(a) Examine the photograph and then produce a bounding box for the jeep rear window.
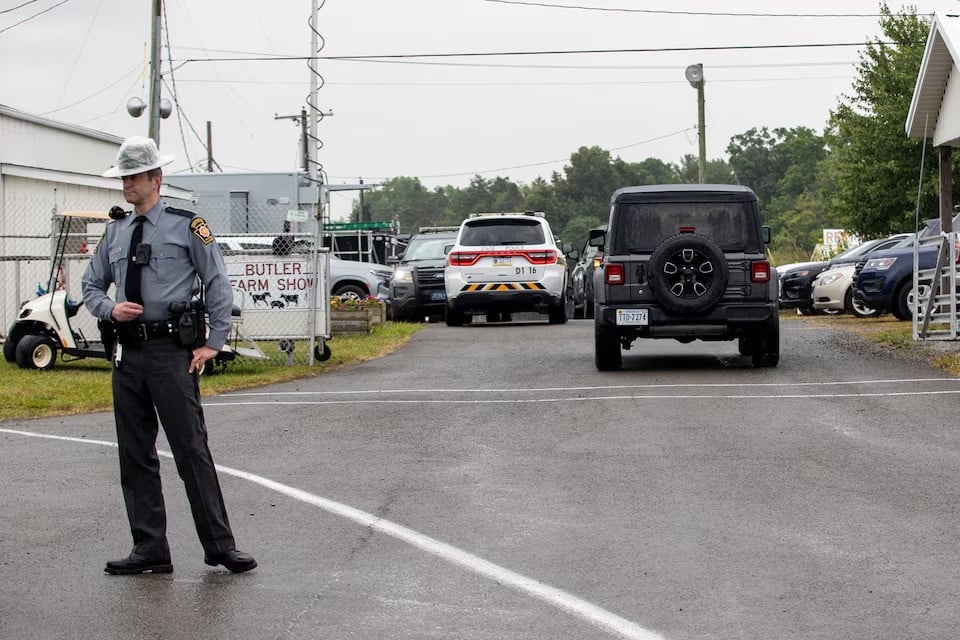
[611,201,758,252]
[461,219,545,246]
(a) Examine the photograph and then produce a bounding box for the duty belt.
[117,320,176,345]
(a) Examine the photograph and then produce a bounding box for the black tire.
[751,323,780,368]
[892,280,914,321]
[446,307,465,327]
[648,233,729,315]
[846,287,879,318]
[485,311,502,323]
[333,284,367,302]
[549,290,569,325]
[3,335,18,363]
[594,325,621,371]
[563,287,576,321]
[15,334,57,370]
[314,343,332,362]
[737,336,755,356]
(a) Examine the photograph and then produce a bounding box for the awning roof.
[906,13,960,146]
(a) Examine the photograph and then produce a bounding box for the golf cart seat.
[66,299,84,318]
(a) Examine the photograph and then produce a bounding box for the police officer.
[82,137,256,575]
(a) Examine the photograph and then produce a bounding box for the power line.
[479,0,904,18]
[171,40,918,67]
[171,75,853,87]
[0,0,42,16]
[0,0,72,34]
[37,65,140,115]
[162,0,193,171]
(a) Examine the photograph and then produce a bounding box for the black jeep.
[590,184,779,370]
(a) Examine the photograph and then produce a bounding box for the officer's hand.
[111,302,143,322]
[189,345,219,374]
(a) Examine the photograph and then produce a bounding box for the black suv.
[387,227,458,321]
[590,184,778,370]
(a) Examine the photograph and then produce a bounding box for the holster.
[175,306,207,349]
[98,319,118,355]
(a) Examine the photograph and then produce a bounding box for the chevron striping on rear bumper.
[461,282,546,292]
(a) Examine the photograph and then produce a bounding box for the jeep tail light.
[750,260,771,283]
[605,263,625,285]
[448,251,479,266]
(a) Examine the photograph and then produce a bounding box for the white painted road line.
[0,427,667,640]
[202,388,960,407]
[216,377,960,397]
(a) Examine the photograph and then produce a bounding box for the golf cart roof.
[56,210,114,220]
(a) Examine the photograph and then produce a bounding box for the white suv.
[444,212,570,325]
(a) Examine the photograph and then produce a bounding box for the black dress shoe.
[204,549,257,574]
[105,552,173,575]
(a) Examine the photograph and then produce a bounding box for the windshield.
[403,236,455,261]
[611,201,758,252]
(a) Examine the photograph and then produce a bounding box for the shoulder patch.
[165,206,196,219]
[190,217,215,245]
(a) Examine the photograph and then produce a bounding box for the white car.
[444,212,569,325]
[811,263,879,317]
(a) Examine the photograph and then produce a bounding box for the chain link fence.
[2,194,332,368]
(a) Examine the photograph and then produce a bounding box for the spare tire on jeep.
[648,232,728,315]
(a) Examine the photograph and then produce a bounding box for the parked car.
[852,214,960,320]
[217,236,392,301]
[570,224,606,319]
[779,234,914,314]
[444,211,571,326]
[591,184,778,370]
[387,227,458,321]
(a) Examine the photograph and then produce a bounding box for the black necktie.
[125,216,146,305]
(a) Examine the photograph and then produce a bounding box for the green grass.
[0,322,422,421]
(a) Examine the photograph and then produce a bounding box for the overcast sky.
[1,0,958,220]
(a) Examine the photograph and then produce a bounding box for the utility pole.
[206,121,214,172]
[274,108,310,172]
[147,0,163,145]
[358,178,365,222]
[685,63,706,184]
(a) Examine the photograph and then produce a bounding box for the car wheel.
[594,325,621,371]
[750,324,779,368]
[3,335,18,363]
[892,280,919,321]
[333,284,366,302]
[549,290,569,325]
[564,288,576,321]
[446,307,466,327]
[901,282,932,321]
[15,334,57,370]
[846,287,879,318]
[648,233,729,315]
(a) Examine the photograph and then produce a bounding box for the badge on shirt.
[190,217,215,245]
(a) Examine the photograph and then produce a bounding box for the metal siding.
[0,112,119,175]
[933,64,960,147]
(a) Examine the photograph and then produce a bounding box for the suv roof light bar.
[418,226,459,233]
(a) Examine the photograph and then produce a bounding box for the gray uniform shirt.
[81,200,234,351]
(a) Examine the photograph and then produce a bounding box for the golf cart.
[3,209,267,373]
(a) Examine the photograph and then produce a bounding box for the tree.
[356,176,448,233]
[676,154,735,184]
[822,4,958,237]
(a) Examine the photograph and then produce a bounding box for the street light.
[685,63,706,184]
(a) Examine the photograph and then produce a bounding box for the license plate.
[430,290,446,301]
[492,257,513,267]
[616,308,648,325]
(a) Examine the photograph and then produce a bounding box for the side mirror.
[387,255,400,266]
[588,228,605,248]
[561,242,573,254]
[567,248,580,261]
[761,226,771,244]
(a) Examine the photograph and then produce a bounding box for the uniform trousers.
[111,335,235,557]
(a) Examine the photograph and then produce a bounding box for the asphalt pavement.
[2,316,959,640]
